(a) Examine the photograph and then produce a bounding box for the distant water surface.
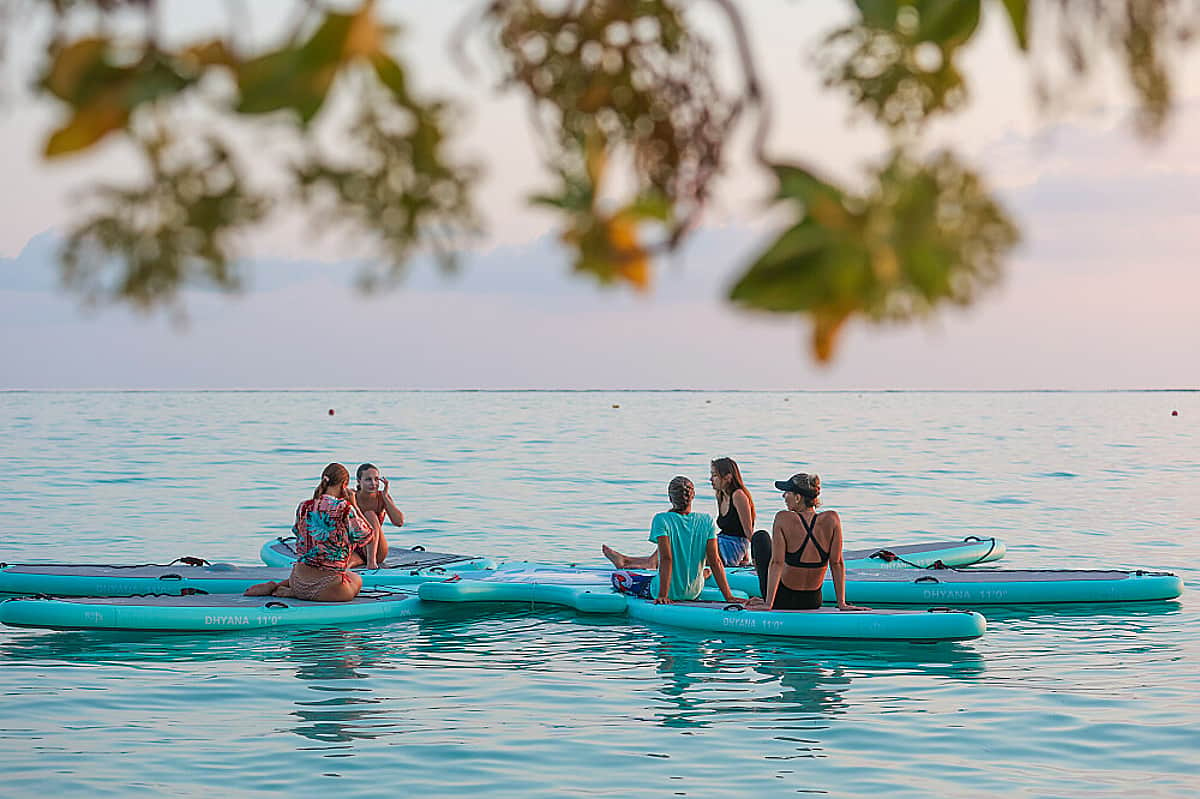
[0,391,1196,797]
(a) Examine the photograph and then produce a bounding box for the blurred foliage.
[820,0,983,130]
[485,0,739,288]
[730,153,1018,361]
[61,130,270,314]
[3,0,1197,359]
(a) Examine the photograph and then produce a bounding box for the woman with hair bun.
[603,457,756,569]
[245,463,378,602]
[753,473,865,611]
[634,476,739,604]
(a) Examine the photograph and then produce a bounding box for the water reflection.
[646,633,852,735]
[640,629,986,732]
[286,629,388,746]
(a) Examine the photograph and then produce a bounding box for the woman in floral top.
[246,463,378,602]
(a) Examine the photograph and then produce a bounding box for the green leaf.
[624,190,672,222]
[41,38,109,102]
[916,0,980,48]
[126,56,192,107]
[732,150,1018,362]
[300,11,355,64]
[370,52,411,103]
[236,10,361,124]
[772,163,844,207]
[855,0,899,27]
[44,99,128,156]
[182,40,237,69]
[237,47,334,123]
[1000,0,1030,51]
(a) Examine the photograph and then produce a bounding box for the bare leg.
[601,545,629,568]
[273,581,296,597]
[602,545,659,569]
[375,531,389,565]
[244,580,279,597]
[602,545,658,570]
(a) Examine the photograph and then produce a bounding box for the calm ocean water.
[0,390,1196,797]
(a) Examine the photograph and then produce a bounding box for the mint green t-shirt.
[647,510,717,601]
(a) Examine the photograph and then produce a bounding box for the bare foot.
[243,581,278,597]
[601,545,628,569]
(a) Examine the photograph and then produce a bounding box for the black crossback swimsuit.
[773,511,828,610]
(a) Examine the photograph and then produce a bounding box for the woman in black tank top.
[751,472,867,612]
[711,457,755,566]
[602,457,755,569]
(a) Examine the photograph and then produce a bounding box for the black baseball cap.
[774,473,818,495]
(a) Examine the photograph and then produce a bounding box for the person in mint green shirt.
[648,476,740,605]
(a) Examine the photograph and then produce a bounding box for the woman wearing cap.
[603,457,756,569]
[751,473,865,611]
[624,476,740,605]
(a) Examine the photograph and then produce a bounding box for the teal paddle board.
[625,599,986,641]
[838,536,1005,569]
[0,552,492,597]
[417,563,742,613]
[720,564,1182,603]
[260,536,496,573]
[0,589,420,632]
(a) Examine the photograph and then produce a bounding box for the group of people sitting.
[245,462,404,602]
[602,458,863,611]
[247,457,865,611]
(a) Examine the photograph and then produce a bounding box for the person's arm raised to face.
[379,476,405,527]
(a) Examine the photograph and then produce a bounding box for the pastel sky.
[1,2,1197,389]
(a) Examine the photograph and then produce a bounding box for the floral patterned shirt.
[293,495,376,571]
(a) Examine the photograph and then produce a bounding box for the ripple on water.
[0,391,1198,797]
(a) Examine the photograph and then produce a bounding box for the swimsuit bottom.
[716,533,751,566]
[772,583,823,610]
[288,563,351,601]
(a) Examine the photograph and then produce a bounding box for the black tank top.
[716,496,745,538]
[784,511,830,568]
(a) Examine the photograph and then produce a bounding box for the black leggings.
[751,529,824,610]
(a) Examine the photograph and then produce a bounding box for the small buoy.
[706,400,712,404]
[1171,410,1179,416]
[612,404,620,409]
[784,397,789,402]
[328,408,335,416]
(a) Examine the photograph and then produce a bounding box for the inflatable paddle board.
[0,554,491,597]
[0,589,420,632]
[719,536,1006,592]
[841,536,1005,569]
[721,566,1183,603]
[0,561,293,597]
[260,536,496,573]
[417,563,743,614]
[626,599,986,641]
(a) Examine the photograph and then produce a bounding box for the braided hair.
[667,476,695,513]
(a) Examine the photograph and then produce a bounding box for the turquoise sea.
[0,390,1196,797]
